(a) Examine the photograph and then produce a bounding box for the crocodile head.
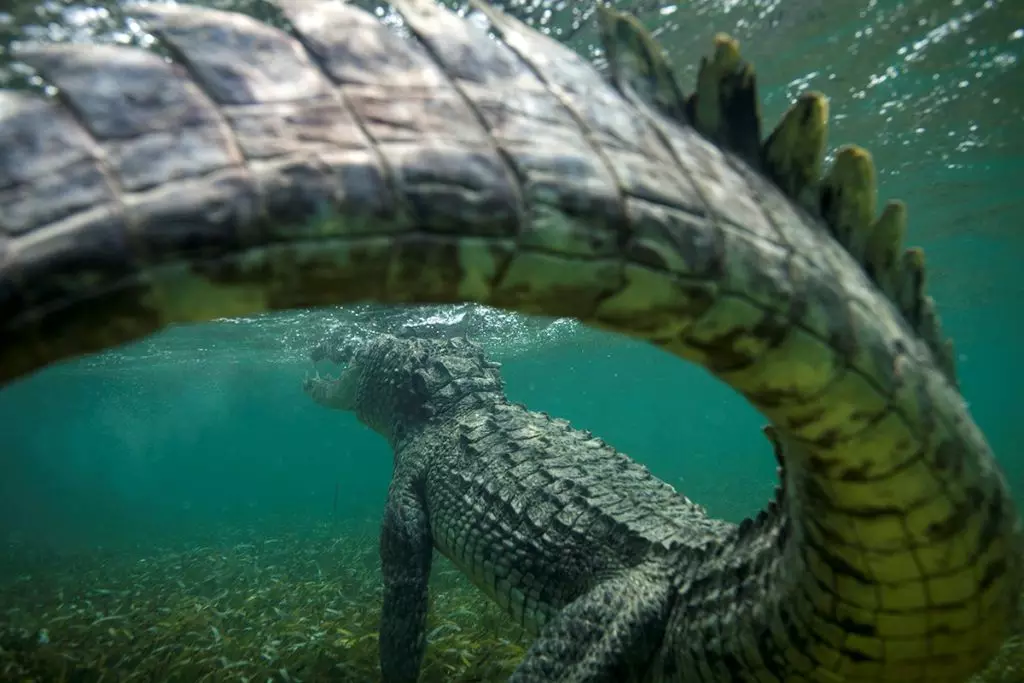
[303,334,506,446]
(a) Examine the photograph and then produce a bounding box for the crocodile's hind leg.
[509,566,674,683]
[379,471,433,683]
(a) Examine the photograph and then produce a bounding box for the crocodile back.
[416,401,731,635]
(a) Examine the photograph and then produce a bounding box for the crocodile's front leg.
[380,470,433,683]
[510,566,676,683]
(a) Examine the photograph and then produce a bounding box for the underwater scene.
[0,0,1022,681]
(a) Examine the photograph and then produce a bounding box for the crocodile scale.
[0,1,1019,682]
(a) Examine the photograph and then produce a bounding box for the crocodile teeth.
[761,91,828,212]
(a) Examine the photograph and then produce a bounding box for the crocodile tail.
[595,4,958,389]
[761,424,786,474]
[759,424,787,518]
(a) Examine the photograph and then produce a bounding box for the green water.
[0,0,1022,681]
[1,338,775,546]
[0,0,1021,551]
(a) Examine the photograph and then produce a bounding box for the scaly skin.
[0,1,1019,682]
[305,333,732,682]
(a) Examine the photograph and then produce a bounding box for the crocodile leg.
[307,355,437,682]
[380,470,434,683]
[509,567,675,683]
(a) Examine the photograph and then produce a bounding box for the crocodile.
[302,331,744,681]
[307,302,569,366]
[0,0,1019,681]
